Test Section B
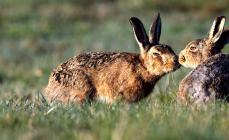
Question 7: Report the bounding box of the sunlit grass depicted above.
[0,92,229,140]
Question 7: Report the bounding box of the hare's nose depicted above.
[179,55,186,64]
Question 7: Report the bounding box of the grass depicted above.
[1,94,229,140]
[0,0,229,139]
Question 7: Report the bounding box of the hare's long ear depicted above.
[130,17,150,54]
[215,28,229,51]
[149,13,161,45]
[208,16,225,43]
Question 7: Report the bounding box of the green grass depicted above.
[1,94,229,140]
[0,0,229,139]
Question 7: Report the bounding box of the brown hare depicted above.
[44,13,180,104]
[178,16,229,103]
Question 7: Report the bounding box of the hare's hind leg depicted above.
[45,69,96,104]
[68,69,96,104]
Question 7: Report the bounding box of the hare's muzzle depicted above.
[179,54,186,64]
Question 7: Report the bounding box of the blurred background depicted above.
[0,0,228,98]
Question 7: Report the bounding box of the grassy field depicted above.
[0,0,229,139]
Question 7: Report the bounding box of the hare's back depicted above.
[47,51,141,92]
[195,54,229,77]
[49,51,141,86]
[55,51,140,71]
[187,54,229,86]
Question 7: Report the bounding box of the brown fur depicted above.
[44,14,180,104]
[45,51,179,104]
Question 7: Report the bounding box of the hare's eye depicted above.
[190,46,197,51]
[152,52,160,56]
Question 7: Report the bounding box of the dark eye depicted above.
[190,46,197,51]
[152,52,160,56]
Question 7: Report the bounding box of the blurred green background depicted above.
[0,0,229,140]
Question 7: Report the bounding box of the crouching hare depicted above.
[44,13,180,104]
[178,16,229,104]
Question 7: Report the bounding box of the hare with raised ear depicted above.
[178,16,229,103]
[44,13,180,104]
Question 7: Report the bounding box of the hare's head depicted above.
[179,16,229,68]
[130,13,180,76]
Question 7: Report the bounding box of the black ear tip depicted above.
[218,16,226,19]
[216,16,226,21]
[129,17,135,24]
[129,17,140,23]
[152,13,161,25]
[155,13,161,19]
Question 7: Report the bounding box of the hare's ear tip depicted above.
[154,13,161,22]
[155,13,161,18]
[129,17,139,22]
[129,17,134,22]
[216,16,226,20]
[129,17,144,27]
[219,16,226,18]
[129,17,134,20]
